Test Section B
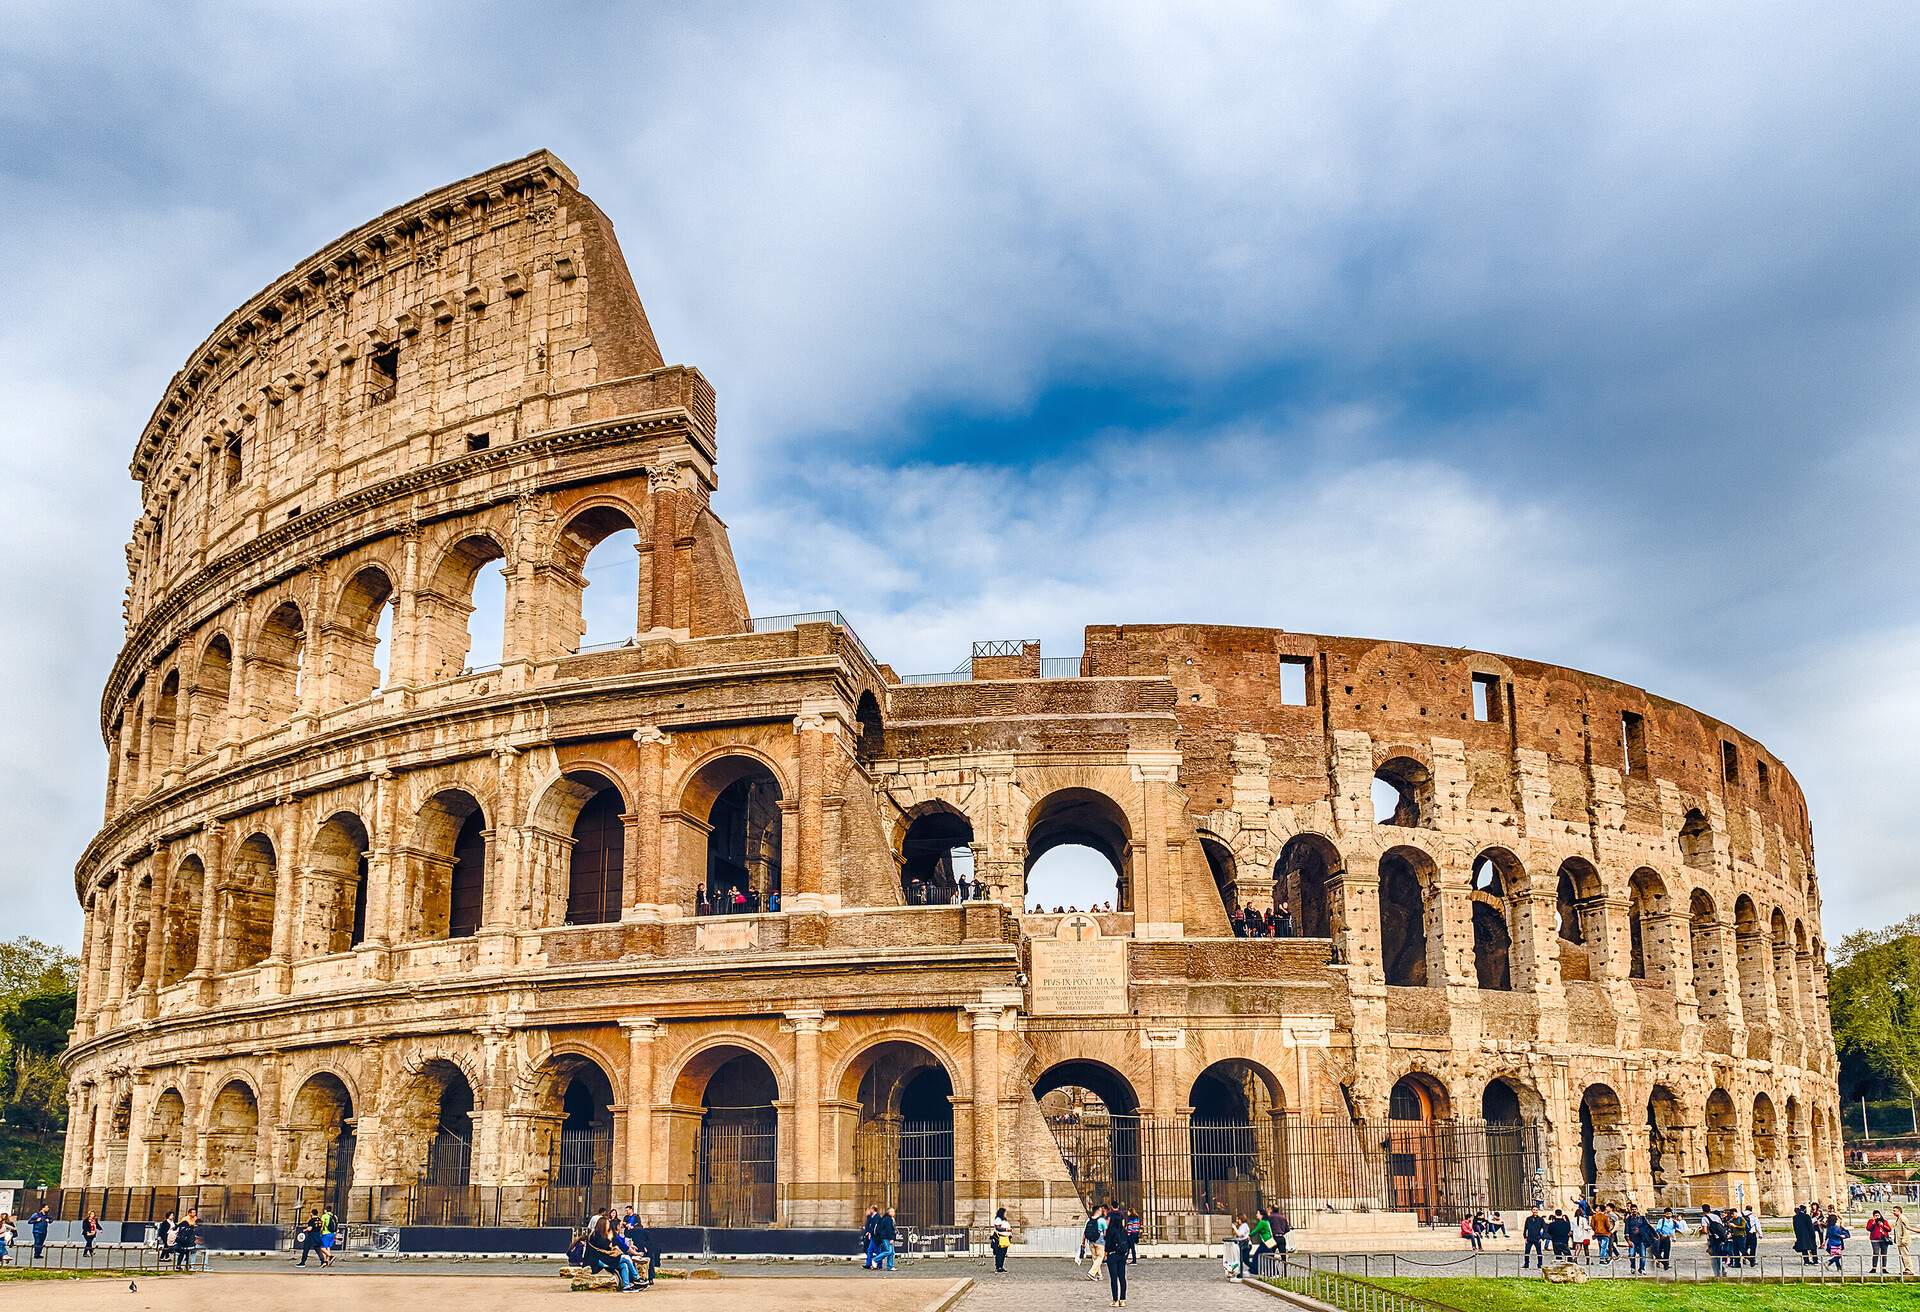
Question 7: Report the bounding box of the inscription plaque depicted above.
[1029,913,1128,1015]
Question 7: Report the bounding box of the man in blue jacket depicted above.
[28,1206,51,1261]
[1521,1207,1548,1268]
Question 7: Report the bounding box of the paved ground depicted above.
[10,1271,974,1312]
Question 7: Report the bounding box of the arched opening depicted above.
[202,1079,259,1189]
[1628,868,1669,984]
[1024,788,1131,912]
[254,600,306,722]
[1784,1094,1808,1187]
[1035,1060,1142,1210]
[1200,834,1241,925]
[563,777,627,925]
[1689,889,1728,1023]
[421,535,508,680]
[1733,895,1770,1024]
[1378,847,1436,986]
[682,757,783,913]
[409,790,487,941]
[1189,1059,1284,1216]
[221,833,277,972]
[1770,908,1796,1024]
[545,1057,616,1221]
[1372,757,1433,828]
[1469,850,1519,991]
[143,1088,185,1187]
[303,813,369,957]
[151,671,179,778]
[1579,1083,1628,1205]
[188,635,232,756]
[126,875,152,994]
[395,1060,476,1223]
[1480,1078,1536,1209]
[695,1049,780,1226]
[120,697,143,800]
[1752,1092,1781,1211]
[897,805,974,906]
[854,691,883,766]
[331,565,396,704]
[1704,1088,1740,1174]
[559,506,640,652]
[1679,808,1714,873]
[1385,1074,1450,1221]
[1647,1085,1685,1205]
[161,855,204,985]
[849,1041,956,1228]
[1276,834,1338,939]
[287,1074,355,1215]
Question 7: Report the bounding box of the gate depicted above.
[698,1110,776,1226]
[325,1126,357,1218]
[412,1131,474,1224]
[854,1118,955,1228]
[548,1125,613,1225]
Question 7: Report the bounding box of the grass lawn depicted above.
[0,1267,180,1282]
[1352,1277,1917,1310]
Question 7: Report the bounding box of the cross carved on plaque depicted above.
[1062,913,1097,942]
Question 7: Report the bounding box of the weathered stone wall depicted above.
[63,153,1844,1228]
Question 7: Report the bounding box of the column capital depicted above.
[632,726,673,748]
[619,1016,664,1039]
[781,1007,832,1034]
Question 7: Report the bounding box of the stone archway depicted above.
[1578,1083,1630,1206]
[1034,1059,1143,1211]
[1188,1058,1286,1216]
[845,1039,957,1229]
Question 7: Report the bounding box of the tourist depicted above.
[1570,1209,1592,1262]
[1723,1206,1746,1270]
[1269,1205,1289,1259]
[1653,1209,1676,1268]
[1792,1203,1817,1264]
[862,1204,880,1268]
[1866,1210,1892,1274]
[1591,1203,1614,1263]
[991,1206,1012,1273]
[0,1213,13,1265]
[696,890,711,917]
[627,1211,660,1282]
[768,889,780,912]
[27,1204,49,1262]
[1521,1206,1547,1268]
[1702,1207,1729,1277]
[1546,1209,1571,1260]
[1460,1213,1480,1250]
[614,1218,650,1288]
[1082,1207,1107,1276]
[154,1211,174,1255]
[173,1208,199,1272]
[317,1204,336,1266]
[1891,1205,1913,1276]
[1825,1211,1849,1270]
[1624,1206,1651,1274]
[1486,1211,1508,1238]
[1247,1207,1273,1272]
[1742,1205,1760,1266]
[296,1210,322,1265]
[1275,901,1293,936]
[1231,1213,1251,1279]
[1103,1204,1132,1307]
[79,1209,100,1256]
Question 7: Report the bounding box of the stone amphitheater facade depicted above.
[61,151,1843,1234]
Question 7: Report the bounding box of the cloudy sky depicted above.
[2,3,1916,948]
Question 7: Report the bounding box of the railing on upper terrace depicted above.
[897,653,1086,684]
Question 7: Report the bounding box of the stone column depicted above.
[789,713,831,912]
[1131,750,1183,937]
[965,1000,1004,1217]
[629,728,671,917]
[359,768,398,965]
[620,1019,661,1195]
[103,877,129,1005]
[191,824,225,985]
[390,525,423,690]
[784,1007,830,1224]
[643,472,682,634]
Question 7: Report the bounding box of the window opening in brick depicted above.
[1757,760,1771,800]
[1378,848,1435,986]
[561,506,640,652]
[465,558,508,671]
[466,432,490,452]
[1278,657,1310,707]
[1679,808,1713,872]
[1471,672,1501,723]
[1620,711,1647,775]
[564,779,627,926]
[1722,741,1740,785]
[1025,788,1130,912]
[223,437,243,492]
[899,805,974,905]
[369,346,398,405]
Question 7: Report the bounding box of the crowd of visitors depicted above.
[908,877,993,905]
[1072,1200,1144,1306]
[1225,1204,1292,1278]
[570,1205,659,1291]
[1228,900,1294,938]
[694,885,778,916]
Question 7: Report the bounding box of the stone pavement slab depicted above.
[12,1272,972,1312]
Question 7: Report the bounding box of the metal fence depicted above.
[1,1242,181,1274]
[1044,1113,1545,1231]
[1257,1256,1466,1312]
[1269,1249,1920,1284]
[854,1118,956,1229]
[697,1111,777,1227]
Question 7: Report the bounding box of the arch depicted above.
[254,599,306,722]
[1035,1059,1142,1206]
[303,812,370,957]
[1627,868,1670,983]
[1200,833,1240,923]
[161,854,205,985]
[389,1058,475,1218]
[330,563,396,703]
[1578,1083,1629,1205]
[551,771,626,926]
[1373,756,1434,828]
[854,690,883,766]
[1385,1073,1450,1221]
[680,1045,780,1227]
[847,1039,956,1228]
[142,1087,186,1186]
[1188,1058,1286,1216]
[1276,833,1339,939]
[680,755,783,912]
[1469,848,1522,991]
[125,874,153,994]
[558,504,640,652]
[1752,1091,1783,1211]
[1688,888,1728,1023]
[1482,1076,1543,1210]
[1554,857,1604,981]
[1733,894,1771,1023]
[286,1072,356,1204]
[188,633,232,755]
[1704,1087,1740,1174]
[1769,907,1797,1022]
[421,533,508,680]
[1646,1085,1686,1204]
[1679,808,1714,873]
[540,1052,617,1219]
[221,832,277,972]
[410,789,486,940]
[1025,788,1133,912]
[896,803,974,906]
[202,1078,260,1187]
[151,670,179,778]
[1378,846,1438,987]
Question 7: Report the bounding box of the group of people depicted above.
[0,1206,197,1270]
[694,885,777,916]
[1226,1205,1292,1278]
[860,1205,900,1269]
[906,878,991,905]
[1228,900,1294,938]
[294,1207,340,1266]
[151,1209,202,1270]
[570,1205,659,1292]
[1077,1201,1144,1306]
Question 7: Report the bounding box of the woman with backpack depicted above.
[1103,1205,1132,1307]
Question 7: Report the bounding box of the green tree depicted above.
[1828,913,1920,1100]
[0,936,79,1141]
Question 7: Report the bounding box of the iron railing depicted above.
[748,610,879,671]
[1271,1249,1920,1285]
[854,1118,957,1229]
[1258,1256,1467,1312]
[697,1111,777,1227]
[2,1242,181,1273]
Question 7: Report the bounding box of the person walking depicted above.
[173,1208,198,1272]
[1270,1206,1290,1260]
[1792,1204,1817,1265]
[1124,1206,1143,1263]
[1546,1209,1572,1260]
[1104,1206,1132,1307]
[875,1207,898,1271]
[1230,1214,1251,1280]
[1625,1206,1651,1275]
[990,1207,1011,1273]
[81,1210,100,1256]
[295,1210,321,1266]
[1591,1204,1614,1263]
[1522,1206,1547,1268]
[1742,1206,1760,1266]
[861,1205,880,1269]
[1703,1207,1729,1277]
[1655,1209,1677,1269]
[27,1205,49,1262]
[1825,1211,1850,1271]
[1082,1207,1107,1277]
[1248,1208,1273,1274]
[317,1205,336,1266]
[154,1211,174,1256]
[1891,1205,1913,1277]
[1571,1209,1592,1263]
[1867,1210,1892,1274]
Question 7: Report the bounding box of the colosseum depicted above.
[59,150,1843,1244]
